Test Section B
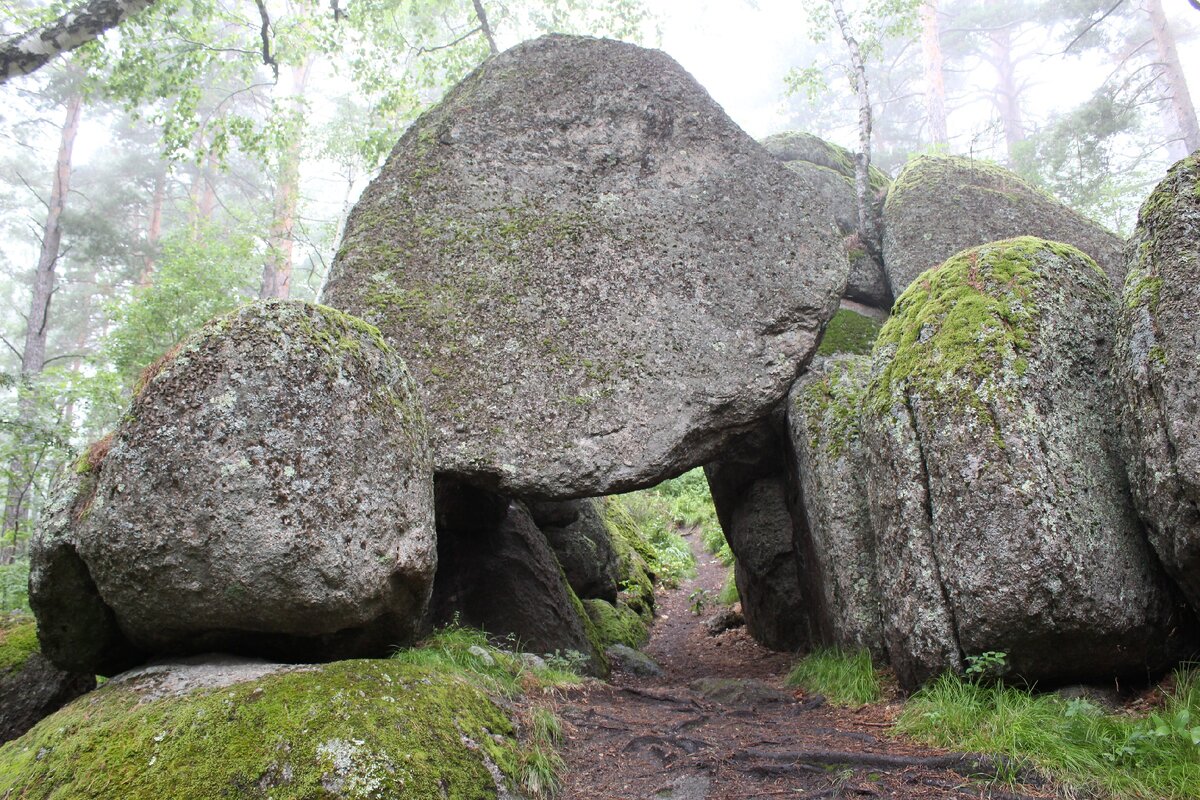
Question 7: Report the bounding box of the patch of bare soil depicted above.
[548,533,1055,800]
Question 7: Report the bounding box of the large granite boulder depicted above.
[0,656,528,798]
[704,413,812,651]
[862,237,1192,689]
[430,479,606,675]
[761,131,892,309]
[527,499,621,603]
[788,356,884,658]
[1117,152,1200,614]
[0,615,94,743]
[30,301,436,674]
[882,155,1125,297]
[322,35,847,498]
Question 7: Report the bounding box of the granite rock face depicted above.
[1117,152,1200,614]
[527,499,621,603]
[30,301,436,674]
[881,155,1125,297]
[322,35,847,498]
[788,356,884,658]
[430,479,606,674]
[862,238,1190,689]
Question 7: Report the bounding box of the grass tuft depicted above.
[787,647,882,705]
[896,667,1200,799]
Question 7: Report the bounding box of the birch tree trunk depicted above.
[828,0,879,253]
[0,0,157,83]
[2,88,84,546]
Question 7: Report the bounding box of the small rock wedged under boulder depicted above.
[0,615,94,743]
[881,155,1125,297]
[1117,151,1200,614]
[430,479,606,675]
[322,35,847,498]
[0,656,525,799]
[862,237,1192,689]
[704,413,812,651]
[526,499,621,603]
[788,356,884,658]
[31,301,436,674]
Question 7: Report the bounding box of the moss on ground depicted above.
[0,660,525,800]
[865,237,1094,422]
[816,309,883,357]
[582,598,649,650]
[0,616,38,672]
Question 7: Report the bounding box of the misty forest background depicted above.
[0,0,1196,610]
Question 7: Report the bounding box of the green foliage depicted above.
[104,224,259,385]
[688,589,710,616]
[652,467,728,563]
[0,561,30,615]
[601,491,696,589]
[964,650,1009,683]
[897,668,1200,799]
[0,615,39,671]
[717,565,739,606]
[787,648,882,706]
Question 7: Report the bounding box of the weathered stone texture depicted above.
[863,238,1190,689]
[31,301,435,673]
[527,499,621,603]
[882,155,1125,297]
[322,35,846,498]
[1117,151,1200,614]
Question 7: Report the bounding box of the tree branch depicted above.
[1,0,158,84]
[253,0,278,81]
[1062,0,1126,54]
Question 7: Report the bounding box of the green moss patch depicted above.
[583,598,649,650]
[795,358,870,459]
[866,237,1091,421]
[0,660,524,800]
[816,309,883,357]
[0,616,38,672]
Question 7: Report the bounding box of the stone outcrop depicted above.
[0,616,94,743]
[430,479,606,674]
[0,656,528,798]
[862,237,1190,689]
[527,499,621,603]
[30,301,436,674]
[322,35,846,498]
[1117,151,1200,614]
[881,155,1125,297]
[788,357,884,658]
[761,131,892,309]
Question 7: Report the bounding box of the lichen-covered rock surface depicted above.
[760,131,890,196]
[788,356,884,658]
[322,35,846,497]
[881,155,1125,297]
[30,301,436,674]
[863,237,1191,689]
[0,615,94,743]
[1117,151,1200,614]
[0,657,525,799]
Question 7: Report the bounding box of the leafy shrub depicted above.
[0,559,30,614]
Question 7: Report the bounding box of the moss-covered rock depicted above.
[760,131,891,196]
[0,658,529,799]
[582,598,648,650]
[788,357,883,659]
[815,307,884,357]
[882,155,1126,298]
[321,35,846,498]
[31,300,435,674]
[862,237,1193,689]
[1116,151,1200,615]
[0,614,94,744]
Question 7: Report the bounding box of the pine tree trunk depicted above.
[1146,0,1199,153]
[260,59,314,300]
[988,21,1024,158]
[2,87,83,546]
[138,164,166,285]
[920,0,949,146]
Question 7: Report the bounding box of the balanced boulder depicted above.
[322,35,847,498]
[862,237,1190,689]
[1117,151,1200,614]
[881,155,1125,297]
[30,301,435,674]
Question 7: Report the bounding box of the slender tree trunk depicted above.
[260,58,314,300]
[473,0,498,55]
[920,0,949,146]
[1145,0,1199,153]
[139,163,166,285]
[828,0,879,253]
[2,87,83,546]
[988,21,1024,158]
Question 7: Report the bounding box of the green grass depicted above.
[652,467,733,565]
[896,668,1200,799]
[717,564,739,605]
[603,491,696,587]
[787,647,882,705]
[520,708,565,798]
